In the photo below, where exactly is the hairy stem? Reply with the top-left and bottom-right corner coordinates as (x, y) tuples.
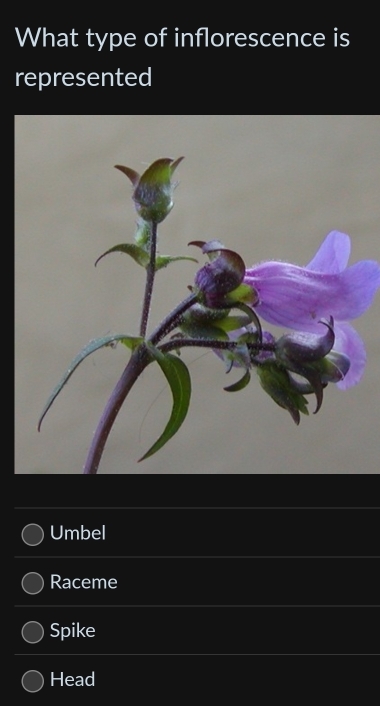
(82, 293), (197, 474)
(158, 338), (276, 355)
(149, 292), (197, 344)
(82, 345), (151, 475)
(139, 221), (157, 337)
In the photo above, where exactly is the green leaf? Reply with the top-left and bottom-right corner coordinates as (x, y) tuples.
(139, 345), (191, 461)
(95, 243), (149, 268)
(224, 369), (251, 392)
(119, 336), (144, 351)
(95, 245), (197, 272)
(38, 334), (143, 431)
(155, 255), (198, 271)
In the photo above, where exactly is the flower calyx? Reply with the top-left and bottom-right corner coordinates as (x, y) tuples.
(271, 317), (351, 417)
(190, 240), (258, 309)
(115, 157), (184, 223)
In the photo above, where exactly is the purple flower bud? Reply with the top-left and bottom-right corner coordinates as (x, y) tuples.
(192, 241), (257, 308)
(275, 317), (335, 366)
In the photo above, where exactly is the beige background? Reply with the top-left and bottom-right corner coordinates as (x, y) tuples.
(15, 115), (380, 474)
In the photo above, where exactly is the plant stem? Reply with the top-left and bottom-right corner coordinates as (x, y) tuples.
(82, 345), (150, 475)
(149, 292), (197, 344)
(82, 293), (197, 474)
(158, 338), (276, 355)
(139, 221), (157, 338)
(159, 338), (237, 353)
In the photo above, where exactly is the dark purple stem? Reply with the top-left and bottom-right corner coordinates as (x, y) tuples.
(82, 293), (197, 474)
(82, 346), (150, 475)
(149, 293), (198, 344)
(159, 338), (276, 355)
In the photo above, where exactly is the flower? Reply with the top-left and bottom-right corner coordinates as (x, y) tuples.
(244, 231), (380, 388)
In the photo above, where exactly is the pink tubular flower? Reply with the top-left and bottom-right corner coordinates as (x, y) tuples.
(244, 231), (380, 389)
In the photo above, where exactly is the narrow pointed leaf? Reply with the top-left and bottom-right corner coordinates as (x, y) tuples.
(224, 369), (251, 392)
(95, 243), (149, 268)
(139, 346), (191, 461)
(155, 255), (198, 271)
(38, 334), (143, 431)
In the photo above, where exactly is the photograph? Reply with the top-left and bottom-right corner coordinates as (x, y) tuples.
(15, 114), (380, 474)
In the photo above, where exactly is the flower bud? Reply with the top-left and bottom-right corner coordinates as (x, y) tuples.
(115, 157), (183, 223)
(275, 317), (335, 366)
(192, 241), (257, 308)
(195, 256), (243, 305)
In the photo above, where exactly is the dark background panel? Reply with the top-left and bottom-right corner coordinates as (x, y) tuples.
(14, 477), (380, 507)
(12, 14), (375, 113)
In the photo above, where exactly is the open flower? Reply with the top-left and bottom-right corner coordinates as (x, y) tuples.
(244, 231), (380, 388)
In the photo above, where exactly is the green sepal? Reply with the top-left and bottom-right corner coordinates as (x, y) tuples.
(139, 345), (191, 461)
(257, 361), (309, 425)
(286, 363), (324, 414)
(224, 369), (251, 392)
(188, 239), (225, 261)
(38, 334), (143, 431)
(134, 220), (151, 250)
(95, 243), (149, 268)
(226, 283), (258, 305)
(179, 322), (229, 341)
(218, 344), (251, 372)
(114, 164), (140, 186)
(138, 157), (184, 188)
(213, 315), (252, 332)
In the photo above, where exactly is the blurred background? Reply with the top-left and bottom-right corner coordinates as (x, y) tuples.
(15, 115), (380, 474)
